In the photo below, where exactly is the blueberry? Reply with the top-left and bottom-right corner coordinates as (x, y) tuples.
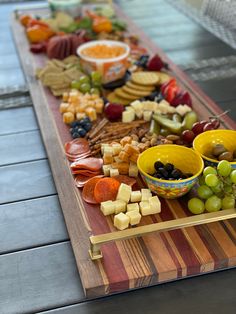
(70, 120), (80, 128)
(154, 161), (164, 171)
(72, 132), (80, 139)
(77, 128), (87, 137)
(83, 122), (92, 131)
(69, 128), (74, 134)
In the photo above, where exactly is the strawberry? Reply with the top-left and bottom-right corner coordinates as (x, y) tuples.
(171, 91), (192, 108)
(147, 54), (166, 71)
(160, 78), (176, 95)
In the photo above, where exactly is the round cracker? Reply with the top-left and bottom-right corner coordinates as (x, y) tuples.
(122, 85), (152, 97)
(107, 92), (131, 105)
(126, 81), (155, 91)
(114, 88), (140, 100)
(154, 71), (172, 84)
(131, 71), (159, 86)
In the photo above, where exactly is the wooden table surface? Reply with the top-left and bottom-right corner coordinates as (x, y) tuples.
(0, 0), (235, 313)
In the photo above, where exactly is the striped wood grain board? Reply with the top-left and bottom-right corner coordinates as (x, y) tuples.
(11, 5), (236, 297)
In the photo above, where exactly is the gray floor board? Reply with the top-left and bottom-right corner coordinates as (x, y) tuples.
(0, 242), (84, 314)
(0, 130), (46, 166)
(40, 268), (236, 314)
(0, 107), (38, 135)
(0, 195), (68, 254)
(0, 159), (56, 204)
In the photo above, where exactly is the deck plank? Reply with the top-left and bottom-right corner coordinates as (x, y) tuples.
(0, 107), (38, 135)
(0, 242), (84, 314)
(0, 160), (56, 204)
(0, 130), (46, 166)
(0, 195), (68, 254)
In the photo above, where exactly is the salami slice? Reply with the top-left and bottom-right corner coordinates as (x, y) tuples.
(82, 177), (103, 204)
(65, 138), (90, 156)
(113, 175), (137, 187)
(72, 169), (102, 176)
(75, 174), (104, 188)
(70, 158), (103, 172)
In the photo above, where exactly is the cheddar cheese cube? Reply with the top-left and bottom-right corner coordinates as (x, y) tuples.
(130, 190), (142, 203)
(113, 200), (127, 214)
(127, 203), (139, 212)
(114, 212), (129, 230)
(116, 183), (131, 203)
(100, 201), (115, 216)
(126, 211), (141, 226)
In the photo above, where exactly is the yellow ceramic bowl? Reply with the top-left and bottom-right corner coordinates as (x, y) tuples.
(137, 145), (204, 199)
(193, 130), (236, 169)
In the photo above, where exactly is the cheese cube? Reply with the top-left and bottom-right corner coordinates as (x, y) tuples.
(116, 183), (131, 203)
(110, 168), (119, 177)
(113, 200), (126, 214)
(102, 164), (111, 176)
(76, 112), (86, 120)
(125, 106), (135, 112)
(103, 146), (113, 155)
(149, 196), (161, 214)
(129, 162), (139, 178)
(130, 190), (142, 202)
(114, 156), (123, 163)
(143, 110), (152, 121)
(122, 110), (135, 123)
(112, 144), (122, 156)
(114, 213), (129, 230)
(100, 201), (115, 216)
(130, 100), (143, 111)
(131, 140), (139, 146)
(101, 144), (110, 155)
(118, 151), (130, 162)
(103, 154), (113, 165)
(85, 107), (97, 121)
(127, 203), (139, 212)
(126, 211), (141, 226)
(142, 101), (156, 111)
(141, 189), (152, 202)
(139, 201), (151, 216)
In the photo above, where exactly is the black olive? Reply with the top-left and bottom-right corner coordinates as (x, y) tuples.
(158, 167), (169, 179)
(164, 163), (174, 173)
(154, 161), (164, 171)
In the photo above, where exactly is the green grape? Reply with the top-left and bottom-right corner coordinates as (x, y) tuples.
(203, 166), (217, 177)
(71, 80), (81, 89)
(205, 195), (222, 212)
(217, 160), (232, 177)
(198, 176), (205, 186)
(222, 196), (235, 210)
(79, 83), (91, 93)
(79, 75), (90, 85)
(90, 87), (100, 95)
(211, 182), (223, 194)
(224, 185), (233, 193)
(188, 198), (205, 215)
(197, 185), (213, 199)
(91, 71), (102, 84)
(205, 174), (219, 187)
(230, 170), (236, 184)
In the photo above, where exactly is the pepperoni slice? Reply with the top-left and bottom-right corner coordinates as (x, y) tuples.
(94, 177), (121, 203)
(82, 177), (103, 204)
(113, 175), (137, 187)
(70, 158), (103, 172)
(65, 138), (90, 156)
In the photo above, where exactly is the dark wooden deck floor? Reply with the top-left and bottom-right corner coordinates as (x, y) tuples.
(0, 0), (235, 313)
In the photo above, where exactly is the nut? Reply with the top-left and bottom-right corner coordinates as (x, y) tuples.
(150, 138), (158, 146)
(145, 140), (151, 147)
(166, 134), (180, 142)
(141, 137), (147, 143)
(163, 139), (173, 144)
(131, 134), (139, 141)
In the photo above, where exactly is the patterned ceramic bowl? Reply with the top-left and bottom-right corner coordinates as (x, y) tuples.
(193, 130), (236, 169)
(137, 145), (204, 199)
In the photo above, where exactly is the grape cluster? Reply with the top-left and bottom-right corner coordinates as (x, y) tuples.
(188, 160), (236, 214)
(182, 116), (220, 144)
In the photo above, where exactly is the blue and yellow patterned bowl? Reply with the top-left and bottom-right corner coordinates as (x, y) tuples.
(137, 145), (204, 199)
(193, 130), (236, 169)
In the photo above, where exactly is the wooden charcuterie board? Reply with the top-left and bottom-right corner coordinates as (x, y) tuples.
(11, 5), (236, 297)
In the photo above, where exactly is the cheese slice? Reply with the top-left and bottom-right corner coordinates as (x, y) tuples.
(114, 212), (129, 230)
(116, 183), (131, 203)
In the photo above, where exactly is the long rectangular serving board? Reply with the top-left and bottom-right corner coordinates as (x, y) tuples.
(11, 5), (236, 297)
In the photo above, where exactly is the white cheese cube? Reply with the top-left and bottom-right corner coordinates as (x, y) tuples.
(113, 200), (126, 214)
(126, 106), (135, 112)
(131, 100), (143, 111)
(149, 196), (161, 214)
(116, 183), (131, 203)
(112, 144), (122, 156)
(129, 162), (139, 178)
(103, 146), (113, 155)
(143, 110), (152, 121)
(122, 110), (135, 123)
(130, 190), (142, 202)
(126, 211), (141, 226)
(135, 109), (143, 119)
(127, 203), (139, 212)
(139, 201), (151, 216)
(101, 143), (110, 155)
(100, 201), (115, 216)
(142, 101), (156, 111)
(102, 164), (111, 176)
(110, 168), (119, 177)
(114, 212), (129, 230)
(141, 189), (152, 202)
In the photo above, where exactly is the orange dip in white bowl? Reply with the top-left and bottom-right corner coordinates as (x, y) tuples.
(77, 40), (130, 84)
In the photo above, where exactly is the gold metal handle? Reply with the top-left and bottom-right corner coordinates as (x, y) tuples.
(89, 208), (236, 260)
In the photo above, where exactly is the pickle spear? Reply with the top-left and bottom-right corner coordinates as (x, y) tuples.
(153, 114), (182, 134)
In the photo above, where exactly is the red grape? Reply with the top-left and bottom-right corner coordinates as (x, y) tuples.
(203, 122), (215, 131)
(209, 118), (220, 129)
(182, 130), (195, 143)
